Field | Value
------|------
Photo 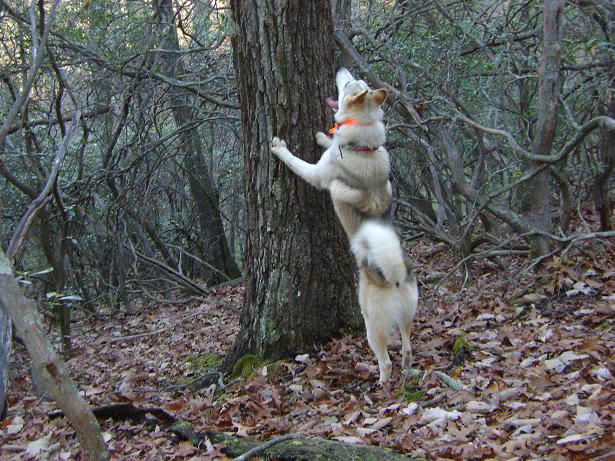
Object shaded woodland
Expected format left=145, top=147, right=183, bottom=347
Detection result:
left=0, top=0, right=614, bottom=459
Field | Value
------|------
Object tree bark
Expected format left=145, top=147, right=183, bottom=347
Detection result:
left=528, top=0, right=565, bottom=255
left=0, top=250, right=108, bottom=460
left=0, top=301, right=9, bottom=419
left=593, top=56, right=614, bottom=231
left=225, top=0, right=361, bottom=368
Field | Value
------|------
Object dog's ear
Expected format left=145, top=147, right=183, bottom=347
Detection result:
left=347, top=89, right=368, bottom=106
left=371, top=89, right=388, bottom=106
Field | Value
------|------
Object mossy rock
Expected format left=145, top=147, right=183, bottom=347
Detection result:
left=206, top=432, right=417, bottom=460
left=231, top=354, right=261, bottom=379
left=171, top=423, right=421, bottom=460
left=451, top=334, right=472, bottom=360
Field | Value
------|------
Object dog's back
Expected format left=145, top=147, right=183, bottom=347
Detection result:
left=351, top=220, right=407, bottom=286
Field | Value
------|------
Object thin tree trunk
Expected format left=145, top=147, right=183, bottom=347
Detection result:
left=154, top=0, right=241, bottom=285
left=594, top=63, right=614, bottom=231
left=0, top=250, right=109, bottom=460
left=225, top=0, right=361, bottom=368
left=528, top=0, right=564, bottom=255
left=331, top=0, right=353, bottom=67
left=0, top=301, right=9, bottom=419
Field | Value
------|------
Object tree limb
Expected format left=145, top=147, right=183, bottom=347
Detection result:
left=126, top=246, right=209, bottom=296
left=6, top=112, right=81, bottom=264
left=232, top=434, right=300, bottom=461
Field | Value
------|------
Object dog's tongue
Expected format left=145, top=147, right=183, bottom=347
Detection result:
left=325, top=96, right=338, bottom=110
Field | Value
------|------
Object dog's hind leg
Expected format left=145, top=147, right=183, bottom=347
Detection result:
left=366, top=326, right=392, bottom=384
left=400, top=323, right=413, bottom=369
left=271, top=137, right=323, bottom=189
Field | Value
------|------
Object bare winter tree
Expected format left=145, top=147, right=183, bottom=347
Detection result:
left=152, top=0, right=241, bottom=284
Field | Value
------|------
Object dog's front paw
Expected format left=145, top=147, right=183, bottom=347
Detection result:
left=270, top=136, right=287, bottom=157
left=315, top=131, right=333, bottom=148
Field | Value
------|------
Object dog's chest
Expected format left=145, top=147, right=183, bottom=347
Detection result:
left=335, top=152, right=389, bottom=187
left=336, top=152, right=391, bottom=215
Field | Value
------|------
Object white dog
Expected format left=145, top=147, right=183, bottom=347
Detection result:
left=271, top=68, right=392, bottom=238
left=351, top=220, right=418, bottom=384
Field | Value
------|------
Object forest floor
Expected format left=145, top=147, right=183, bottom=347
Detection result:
left=1, top=229, right=614, bottom=460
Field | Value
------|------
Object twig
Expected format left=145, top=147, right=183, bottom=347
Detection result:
left=126, top=371, right=225, bottom=394
left=106, top=329, right=165, bottom=343
left=434, top=371, right=466, bottom=391
left=421, top=393, right=448, bottom=408
left=591, top=450, right=615, bottom=461
left=232, top=433, right=300, bottom=461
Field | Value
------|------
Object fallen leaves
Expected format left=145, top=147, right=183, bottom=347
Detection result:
left=544, top=350, right=590, bottom=373
left=1, top=244, right=614, bottom=460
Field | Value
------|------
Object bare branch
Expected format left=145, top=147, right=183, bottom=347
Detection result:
left=456, top=115, right=615, bottom=164
left=0, top=0, right=60, bottom=151
left=7, top=112, right=81, bottom=264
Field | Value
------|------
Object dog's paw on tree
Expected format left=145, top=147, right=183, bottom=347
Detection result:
left=270, top=136, right=287, bottom=156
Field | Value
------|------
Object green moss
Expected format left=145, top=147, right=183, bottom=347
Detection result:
left=231, top=354, right=261, bottom=378
left=171, top=421, right=201, bottom=446
left=172, top=421, right=192, bottom=431
left=452, top=334, right=472, bottom=357
left=214, top=392, right=231, bottom=402
left=396, top=378, right=425, bottom=402
left=184, top=352, right=223, bottom=371
left=598, top=320, right=611, bottom=330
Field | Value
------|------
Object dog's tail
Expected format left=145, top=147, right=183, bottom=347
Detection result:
left=351, top=220, right=407, bottom=286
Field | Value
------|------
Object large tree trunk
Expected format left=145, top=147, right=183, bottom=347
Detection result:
left=225, top=0, right=361, bottom=367
left=527, top=0, right=564, bottom=255
left=153, top=0, right=241, bottom=285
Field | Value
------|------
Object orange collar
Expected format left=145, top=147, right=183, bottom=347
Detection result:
left=328, top=119, right=361, bottom=135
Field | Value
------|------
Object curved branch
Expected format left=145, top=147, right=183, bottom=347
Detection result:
left=7, top=112, right=81, bottom=264
left=456, top=115, right=615, bottom=164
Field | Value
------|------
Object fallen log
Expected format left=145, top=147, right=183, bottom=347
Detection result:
left=49, top=402, right=175, bottom=423
left=171, top=422, right=418, bottom=460
left=53, top=401, right=418, bottom=460
left=0, top=250, right=109, bottom=460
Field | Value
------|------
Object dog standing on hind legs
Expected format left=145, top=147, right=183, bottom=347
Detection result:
left=270, top=68, right=418, bottom=384
left=351, top=220, right=419, bottom=384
